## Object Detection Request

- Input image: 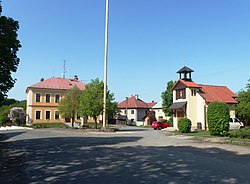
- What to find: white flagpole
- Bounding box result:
[103,0,109,128]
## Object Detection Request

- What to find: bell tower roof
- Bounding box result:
[177,66,194,81]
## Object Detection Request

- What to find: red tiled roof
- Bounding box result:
[26,77,86,92]
[199,84,238,104]
[172,79,201,90]
[118,96,155,109]
[179,79,201,88]
[147,102,157,108]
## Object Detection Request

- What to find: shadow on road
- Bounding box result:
[1,135,250,184]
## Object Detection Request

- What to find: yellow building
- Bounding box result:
[169,66,238,130]
[26,76,85,124]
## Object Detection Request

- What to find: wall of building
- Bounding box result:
[26,88,82,124]
[186,88,197,129]
[153,109,167,121]
[196,92,206,130]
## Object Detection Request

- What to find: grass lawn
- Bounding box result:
[30,123,69,129]
[85,122,102,128]
[171,129,250,146]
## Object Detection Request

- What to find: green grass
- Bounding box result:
[30,123,69,129]
[85,122,102,128]
[172,129,250,146]
[169,130,211,137]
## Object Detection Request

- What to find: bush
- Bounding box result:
[207,101,230,136]
[178,118,192,133]
[229,128,250,139]
[168,116,173,127]
[0,105,11,126]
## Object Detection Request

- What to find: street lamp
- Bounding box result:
[103,0,109,128]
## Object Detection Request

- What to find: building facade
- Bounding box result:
[169,66,238,130]
[118,95,156,123]
[26,76,85,124]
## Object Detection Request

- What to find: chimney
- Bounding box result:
[135,94,139,99]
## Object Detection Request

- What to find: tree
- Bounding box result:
[0,2,22,105]
[8,107,25,125]
[79,78,118,128]
[161,80,176,116]
[0,99,26,126]
[207,101,230,136]
[236,80,250,125]
[58,86,82,127]
[106,100,120,121]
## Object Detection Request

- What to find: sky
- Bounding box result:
[2,0,250,103]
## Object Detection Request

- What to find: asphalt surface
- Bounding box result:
[0,126,250,184]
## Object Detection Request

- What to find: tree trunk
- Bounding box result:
[71,116,75,128]
[94,116,97,129]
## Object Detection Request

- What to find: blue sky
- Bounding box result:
[2,0,250,103]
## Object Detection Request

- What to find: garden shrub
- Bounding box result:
[178,118,192,133]
[229,128,250,139]
[207,101,230,136]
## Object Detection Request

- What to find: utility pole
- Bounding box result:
[103,0,109,128]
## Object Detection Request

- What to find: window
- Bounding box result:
[55,94,61,103]
[36,111,41,120]
[124,110,127,114]
[77,114,81,120]
[36,93,41,102]
[131,110,134,114]
[45,94,51,103]
[55,111,59,120]
[45,111,51,120]
[176,89,186,100]
[191,90,196,96]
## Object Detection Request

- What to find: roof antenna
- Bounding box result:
[62,60,67,78]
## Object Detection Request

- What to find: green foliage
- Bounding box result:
[0,105,10,125]
[207,101,230,136]
[236,80,250,124]
[31,123,68,129]
[0,100,26,126]
[178,118,191,133]
[229,128,250,139]
[168,116,173,127]
[161,80,176,116]
[0,2,22,104]
[80,79,104,127]
[58,86,82,127]
[79,78,118,128]
[106,94,119,120]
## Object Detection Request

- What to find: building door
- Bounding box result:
[177,110,185,122]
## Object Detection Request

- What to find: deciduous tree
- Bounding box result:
[161,80,176,116]
[79,78,118,128]
[236,80,250,125]
[0,2,22,104]
[58,86,82,127]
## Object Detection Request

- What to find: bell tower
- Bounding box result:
[177,66,194,81]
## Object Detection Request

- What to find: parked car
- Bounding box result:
[229,118,244,130]
[152,121,170,130]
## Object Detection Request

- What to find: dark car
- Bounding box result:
[151,121,170,130]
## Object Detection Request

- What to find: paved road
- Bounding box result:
[0,127,250,184]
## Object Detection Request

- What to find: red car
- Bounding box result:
[152,121,170,130]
